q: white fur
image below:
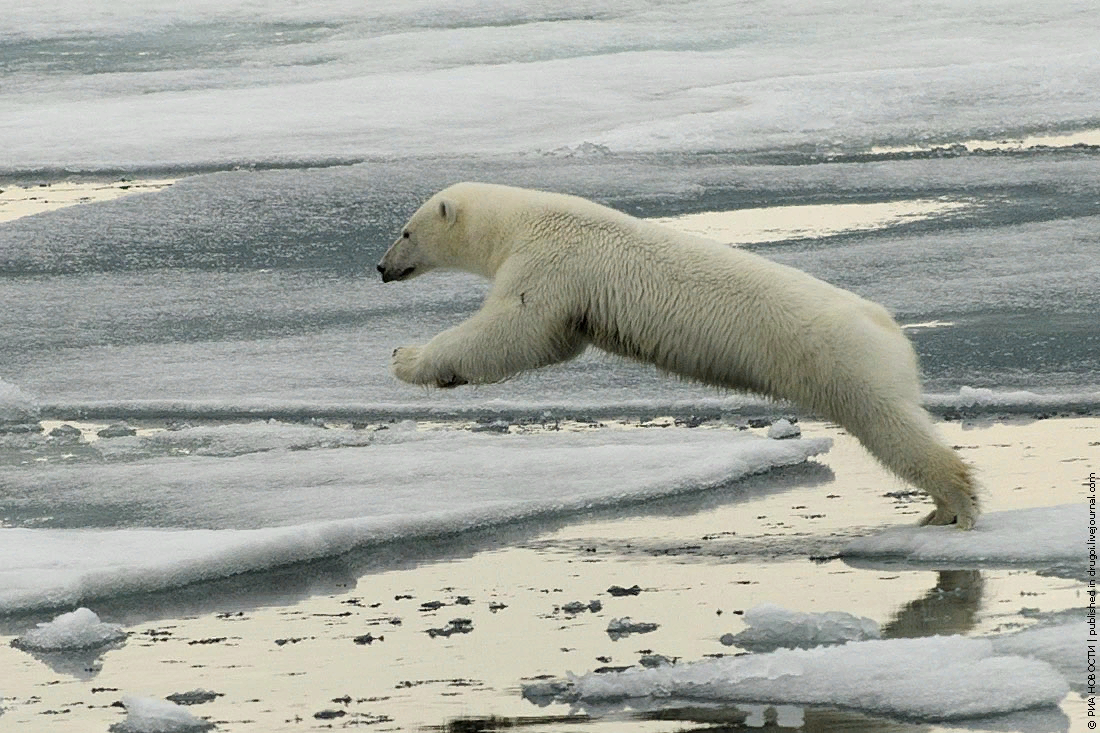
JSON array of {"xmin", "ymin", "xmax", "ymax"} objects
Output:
[{"xmin": 377, "ymin": 182, "xmax": 979, "ymax": 528}]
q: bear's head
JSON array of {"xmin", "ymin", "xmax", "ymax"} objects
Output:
[
  {"xmin": 378, "ymin": 182, "xmax": 523, "ymax": 282},
  {"xmin": 376, "ymin": 188, "xmax": 464, "ymax": 283}
]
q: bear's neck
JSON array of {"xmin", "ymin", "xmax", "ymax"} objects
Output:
[{"xmin": 461, "ymin": 217, "xmax": 513, "ymax": 280}]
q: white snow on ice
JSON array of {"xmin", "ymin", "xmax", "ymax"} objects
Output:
[
  {"xmin": 12, "ymin": 607, "xmax": 126, "ymax": 652},
  {"xmin": 842, "ymin": 504, "xmax": 1080, "ymax": 565},
  {"xmin": 0, "ymin": 429, "xmax": 829, "ymax": 613},
  {"xmin": 114, "ymin": 696, "xmax": 212, "ymax": 733},
  {"xmin": 560, "ymin": 633, "xmax": 1069, "ymax": 721},
  {"xmin": 721, "ymin": 604, "xmax": 880, "ymax": 651}
]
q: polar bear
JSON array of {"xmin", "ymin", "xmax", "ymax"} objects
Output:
[{"xmin": 377, "ymin": 182, "xmax": 979, "ymax": 529}]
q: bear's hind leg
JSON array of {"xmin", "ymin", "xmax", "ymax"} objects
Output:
[{"xmin": 843, "ymin": 400, "xmax": 980, "ymax": 530}]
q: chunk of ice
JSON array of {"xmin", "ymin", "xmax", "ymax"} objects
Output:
[
  {"xmin": 722, "ymin": 603, "xmax": 880, "ymax": 651},
  {"xmin": 766, "ymin": 419, "xmax": 801, "ymax": 440},
  {"xmin": 12, "ymin": 607, "xmax": 126, "ymax": 652},
  {"xmin": 113, "ymin": 696, "xmax": 213, "ymax": 733}
]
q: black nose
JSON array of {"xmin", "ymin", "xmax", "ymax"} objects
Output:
[{"xmin": 376, "ymin": 264, "xmax": 385, "ymax": 274}]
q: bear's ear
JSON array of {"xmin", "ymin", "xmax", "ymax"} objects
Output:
[{"xmin": 438, "ymin": 198, "xmax": 458, "ymax": 225}]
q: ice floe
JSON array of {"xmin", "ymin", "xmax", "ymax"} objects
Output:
[
  {"xmin": 842, "ymin": 504, "xmax": 1080, "ymax": 566},
  {"xmin": 536, "ymin": 634, "xmax": 1068, "ymax": 721},
  {"xmin": 0, "ymin": 429, "xmax": 830, "ymax": 613},
  {"xmin": 719, "ymin": 604, "xmax": 880, "ymax": 651}
]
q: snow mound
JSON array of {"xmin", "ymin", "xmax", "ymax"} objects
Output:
[
  {"xmin": 842, "ymin": 504, "xmax": 1079, "ymax": 566},
  {"xmin": 112, "ymin": 696, "xmax": 213, "ymax": 733},
  {"xmin": 554, "ymin": 635, "xmax": 1067, "ymax": 721},
  {"xmin": 12, "ymin": 607, "xmax": 126, "ymax": 651},
  {"xmin": 721, "ymin": 604, "xmax": 880, "ymax": 651}
]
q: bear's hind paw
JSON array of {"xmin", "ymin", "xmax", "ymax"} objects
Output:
[{"xmin": 918, "ymin": 505, "xmax": 977, "ymax": 530}]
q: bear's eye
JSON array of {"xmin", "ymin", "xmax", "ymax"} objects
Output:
[{"xmin": 402, "ymin": 231, "xmax": 410, "ymax": 239}]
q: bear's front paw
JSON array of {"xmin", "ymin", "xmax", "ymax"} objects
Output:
[
  {"xmin": 392, "ymin": 346, "xmax": 468, "ymax": 389},
  {"xmin": 392, "ymin": 346, "xmax": 425, "ymax": 385}
]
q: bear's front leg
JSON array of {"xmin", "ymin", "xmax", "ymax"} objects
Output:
[
  {"xmin": 392, "ymin": 346, "xmax": 469, "ymax": 389},
  {"xmin": 389, "ymin": 285, "xmax": 585, "ymax": 388}
]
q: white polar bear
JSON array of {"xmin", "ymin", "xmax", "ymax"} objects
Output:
[{"xmin": 377, "ymin": 182, "xmax": 979, "ymax": 529}]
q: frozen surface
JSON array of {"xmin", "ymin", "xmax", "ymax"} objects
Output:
[
  {"xmin": 2, "ymin": 0, "xmax": 1098, "ymax": 171},
  {"xmin": 114, "ymin": 696, "xmax": 212, "ymax": 733},
  {"xmin": 11, "ymin": 607, "xmax": 126, "ymax": 651},
  {"xmin": 842, "ymin": 504, "xmax": 1080, "ymax": 566},
  {"xmin": 552, "ymin": 634, "xmax": 1068, "ymax": 721},
  {"xmin": 721, "ymin": 604, "xmax": 880, "ymax": 651},
  {"xmin": 0, "ymin": 428, "xmax": 829, "ymax": 613}
]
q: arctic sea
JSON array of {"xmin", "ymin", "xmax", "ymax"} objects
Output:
[{"xmin": 0, "ymin": 2, "xmax": 1097, "ymax": 730}]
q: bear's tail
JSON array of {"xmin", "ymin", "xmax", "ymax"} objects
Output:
[{"xmin": 843, "ymin": 400, "xmax": 980, "ymax": 529}]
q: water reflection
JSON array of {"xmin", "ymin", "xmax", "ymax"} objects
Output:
[{"xmin": 882, "ymin": 570, "xmax": 984, "ymax": 639}]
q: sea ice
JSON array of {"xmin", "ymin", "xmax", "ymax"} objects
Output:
[
  {"xmin": 12, "ymin": 607, "xmax": 126, "ymax": 652},
  {"xmin": 554, "ymin": 634, "xmax": 1068, "ymax": 721},
  {"xmin": 112, "ymin": 696, "xmax": 213, "ymax": 733},
  {"xmin": 842, "ymin": 504, "xmax": 1080, "ymax": 566},
  {"xmin": 720, "ymin": 603, "xmax": 880, "ymax": 651}
]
